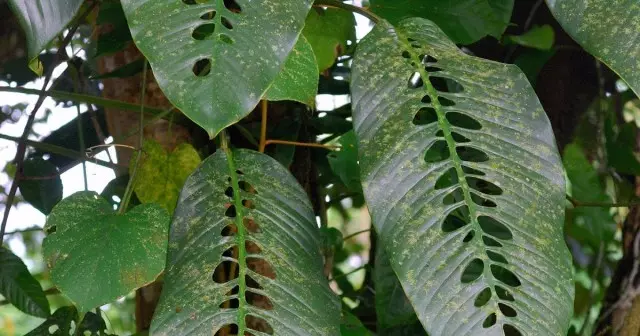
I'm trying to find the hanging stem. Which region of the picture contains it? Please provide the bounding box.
[313,0,381,23]
[342,228,371,241]
[259,100,268,153]
[119,61,149,214]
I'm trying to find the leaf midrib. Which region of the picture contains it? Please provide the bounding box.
[395,26,499,309]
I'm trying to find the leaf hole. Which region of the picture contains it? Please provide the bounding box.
[225,186,234,198]
[192,58,212,77]
[463,230,475,243]
[467,177,502,195]
[221,17,234,29]
[431,76,464,93]
[483,235,503,247]
[247,257,276,279]
[421,95,432,104]
[462,165,486,176]
[482,313,497,328]
[491,265,521,287]
[247,291,274,310]
[225,204,237,218]
[487,250,508,264]
[246,240,262,254]
[223,0,242,13]
[503,324,523,336]
[412,107,437,125]
[435,167,458,190]
[246,315,273,334]
[461,258,484,283]
[192,23,215,40]
[219,34,234,44]
[200,11,216,20]
[222,223,237,236]
[424,140,450,163]
[239,181,257,194]
[244,218,261,233]
[214,324,238,336]
[212,259,239,283]
[442,187,464,205]
[499,303,517,317]
[446,112,482,130]
[242,199,255,209]
[478,216,512,240]
[457,147,489,163]
[442,205,470,232]
[471,193,497,207]
[438,97,456,107]
[495,285,515,301]
[424,55,438,63]
[219,297,239,308]
[401,51,411,59]
[236,169,244,175]
[425,66,443,73]
[407,72,423,89]
[434,130,470,143]
[474,287,492,307]
[245,274,264,290]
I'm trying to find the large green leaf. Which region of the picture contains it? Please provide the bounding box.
[121,0,313,137]
[546,0,640,96]
[0,247,50,318]
[351,18,573,335]
[369,0,514,44]
[151,149,340,335]
[7,0,84,59]
[131,140,201,214]
[302,8,356,72]
[43,191,170,312]
[18,158,63,215]
[264,35,319,105]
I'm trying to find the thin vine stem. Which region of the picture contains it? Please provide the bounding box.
[328,265,368,282]
[264,139,339,150]
[342,228,371,241]
[313,0,381,23]
[259,100,268,153]
[119,61,148,214]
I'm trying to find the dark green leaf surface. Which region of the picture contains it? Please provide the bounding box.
[264,35,318,105]
[0,247,50,318]
[546,0,640,96]
[7,0,84,59]
[369,0,514,44]
[341,311,373,336]
[18,158,63,215]
[25,306,114,336]
[302,8,356,72]
[43,191,170,312]
[121,0,313,137]
[151,149,340,335]
[351,18,573,335]
[131,140,201,214]
[328,130,362,192]
[505,25,555,50]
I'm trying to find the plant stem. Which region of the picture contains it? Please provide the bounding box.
[313,0,381,23]
[259,100,268,152]
[119,61,148,214]
[343,228,371,241]
[329,265,368,282]
[3,226,43,236]
[264,139,339,150]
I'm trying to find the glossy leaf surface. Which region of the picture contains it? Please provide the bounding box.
[43,192,170,312]
[151,149,340,335]
[0,247,50,317]
[546,0,640,96]
[351,18,573,335]
[121,0,313,136]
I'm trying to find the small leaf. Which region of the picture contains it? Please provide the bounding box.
[18,158,63,215]
[505,25,555,50]
[121,0,314,137]
[43,191,170,312]
[0,247,50,318]
[369,0,514,44]
[327,130,362,192]
[547,0,640,96]
[151,149,340,335]
[264,35,319,105]
[7,0,84,60]
[303,8,356,72]
[131,140,201,214]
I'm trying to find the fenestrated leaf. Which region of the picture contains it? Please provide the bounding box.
[25,306,115,336]
[302,7,356,72]
[0,247,50,318]
[369,0,514,44]
[351,18,573,335]
[121,0,313,137]
[151,149,340,335]
[264,35,318,105]
[131,140,201,214]
[18,158,63,215]
[7,0,84,59]
[42,191,170,312]
[546,0,640,96]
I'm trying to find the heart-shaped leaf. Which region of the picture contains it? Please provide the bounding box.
[131,140,201,214]
[0,247,50,317]
[121,0,313,137]
[151,149,340,335]
[43,191,170,312]
[302,7,356,72]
